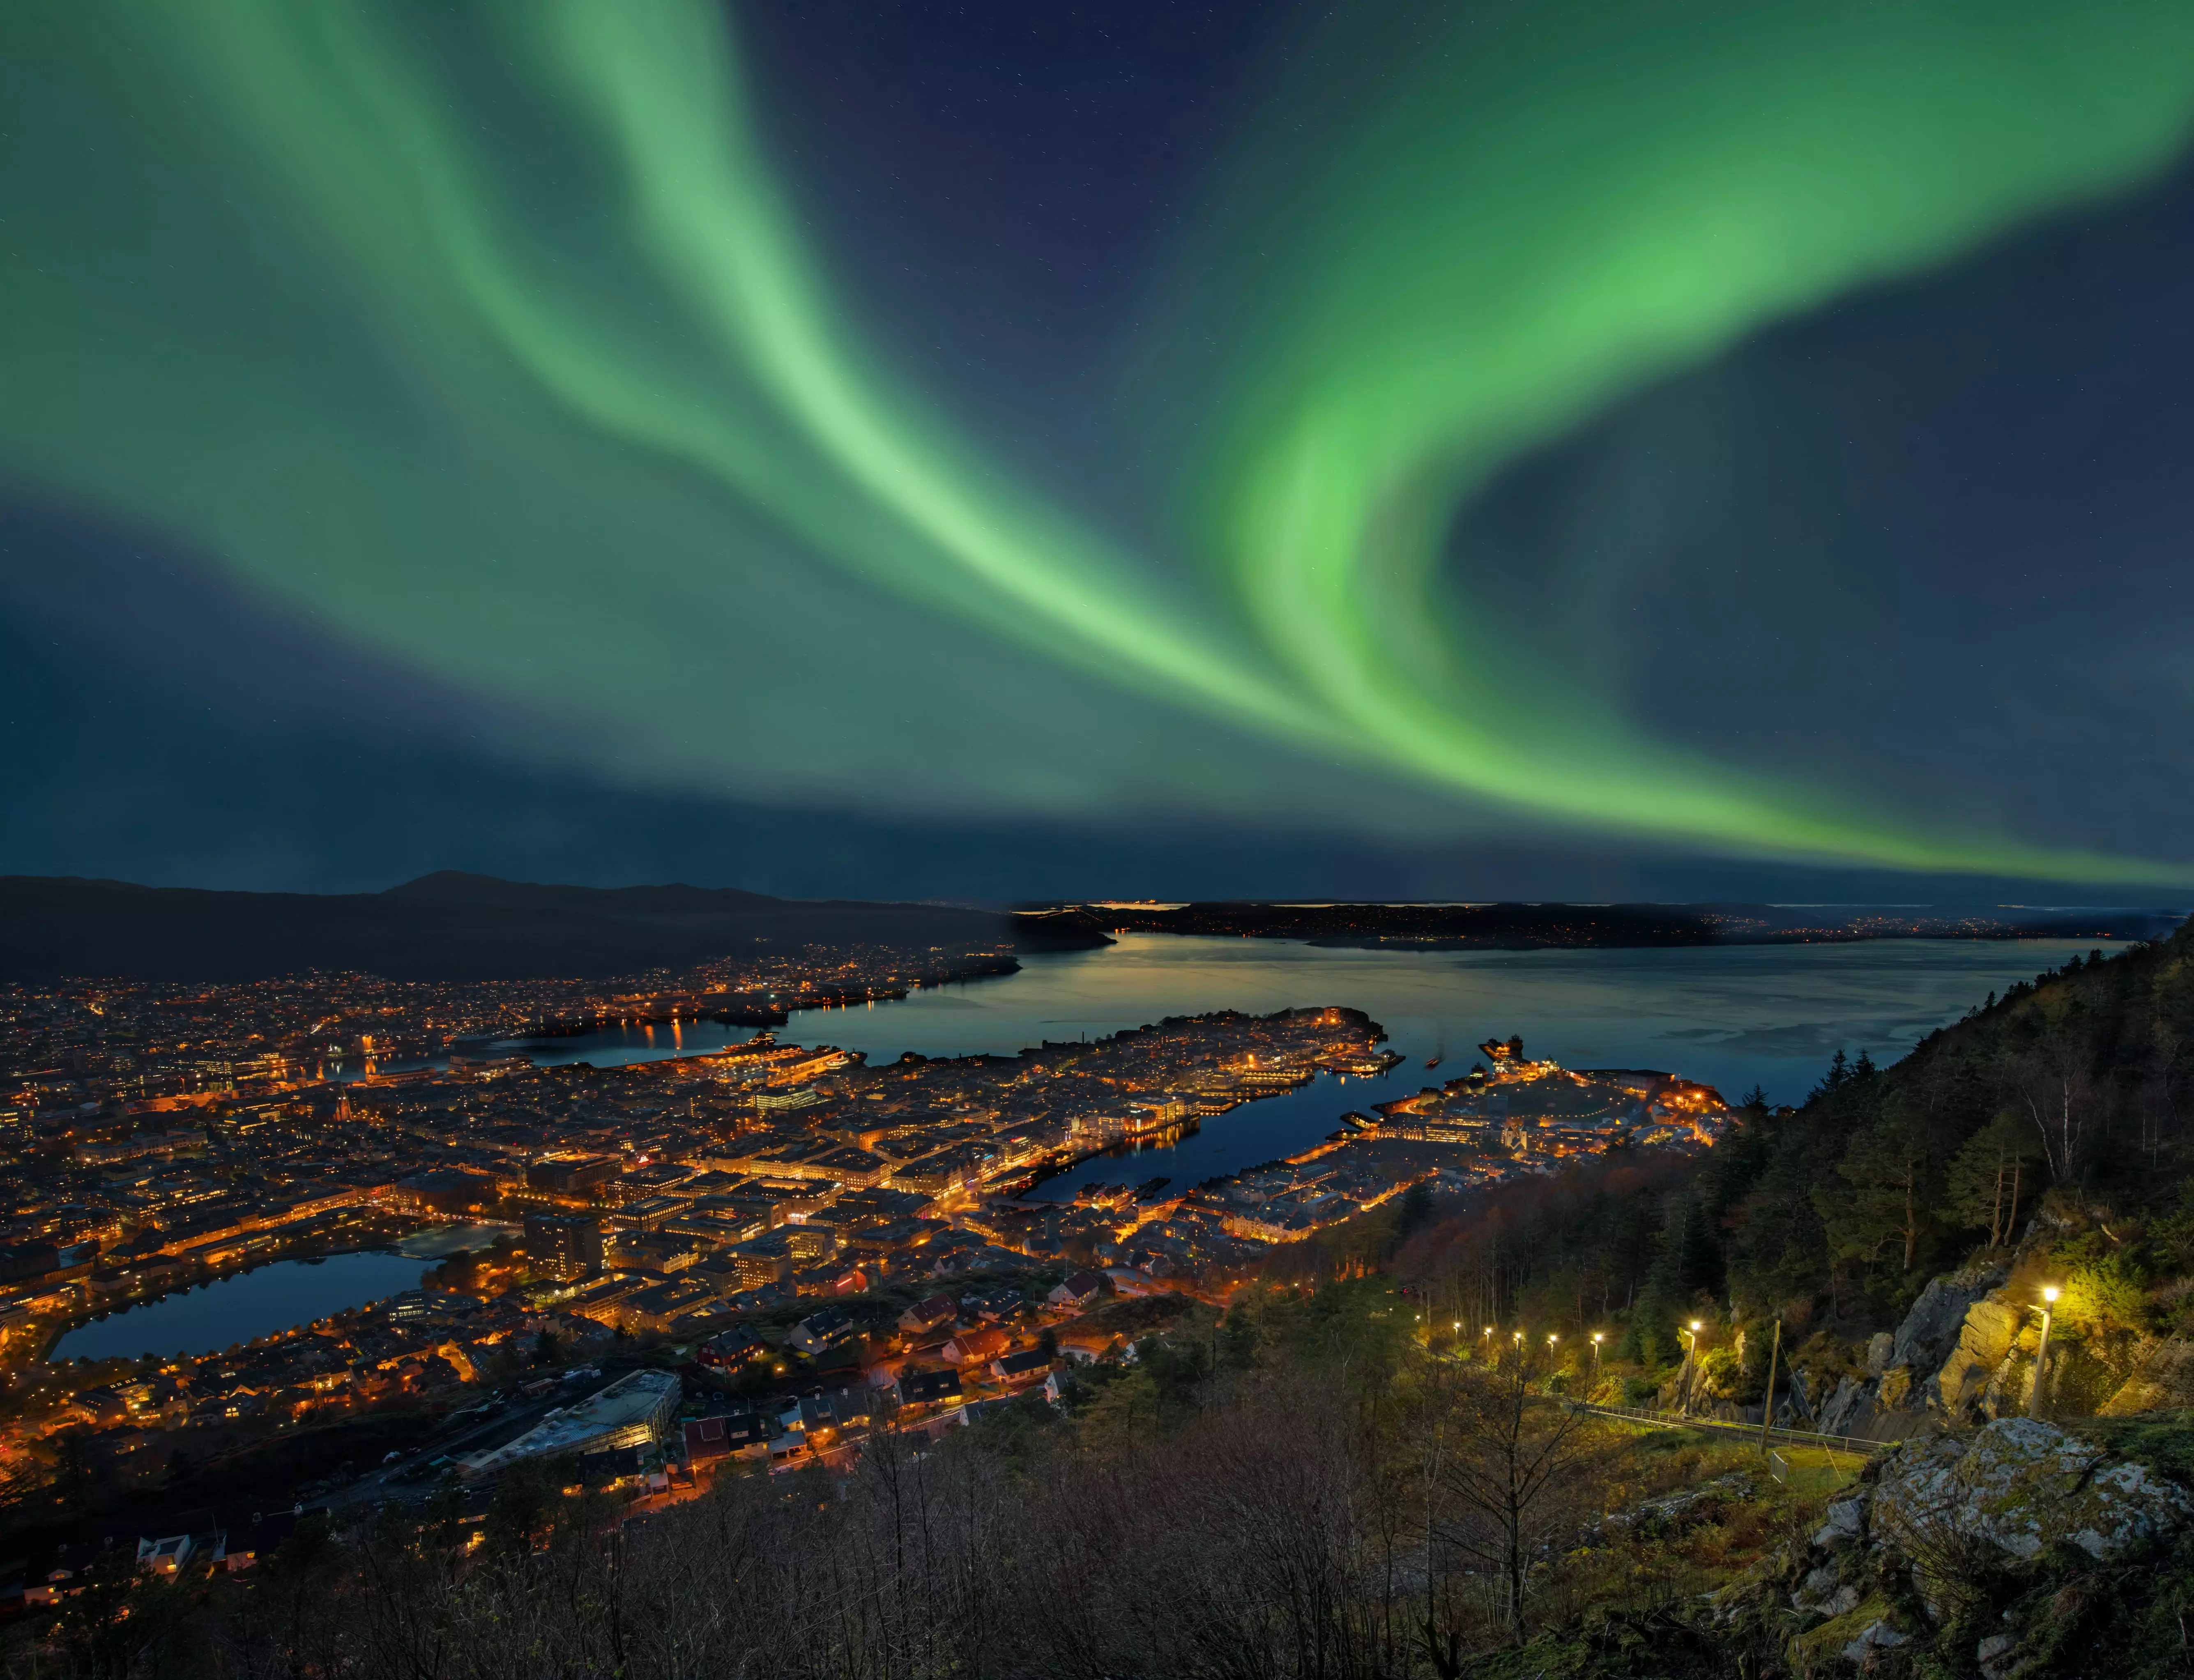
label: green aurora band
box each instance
[5,0,2194,879]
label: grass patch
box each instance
[2076,1407,2194,1484]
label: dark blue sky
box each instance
[4,1,2192,903]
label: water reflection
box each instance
[780,934,2112,1194]
[50,1250,428,1363]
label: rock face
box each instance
[1928,1294,2024,1419]
[1809,1264,2013,1437]
[1869,1418,2193,1561]
[1817,1374,1874,1436]
[1892,1265,2009,1374]
[2100,1337,2194,1415]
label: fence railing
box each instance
[1566,1400,1897,1457]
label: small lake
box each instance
[50,1250,428,1364]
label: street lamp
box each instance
[1591,1332,1603,1371]
[2033,1286,2059,1419]
[1677,1320,1704,1416]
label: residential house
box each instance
[990,1347,1052,1385]
[684,1411,770,1464]
[695,1326,767,1372]
[786,1306,861,1357]
[960,1286,1023,1322]
[942,1326,1010,1367]
[1046,1271,1103,1310]
[892,1366,963,1409]
[896,1293,958,1337]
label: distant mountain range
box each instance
[0,871,1108,983]
[5,876,2176,985]
[1057,899,2185,948]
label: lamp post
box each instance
[1677,1320,1703,1415]
[1758,1319,1782,1456]
[1591,1332,1603,1374]
[2032,1286,2059,1419]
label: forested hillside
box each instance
[1390,923,2194,1388]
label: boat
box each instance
[1425,1041,1445,1070]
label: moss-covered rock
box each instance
[1870,1417,2193,1562]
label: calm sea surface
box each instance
[307,935,2120,1212]
[774,934,2112,1199]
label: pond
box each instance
[50,1250,429,1363]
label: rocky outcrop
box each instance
[1869,1417,2192,1561]
[1807,1264,2013,1438]
[1816,1374,1874,1436]
[1775,1418,2194,1674]
[1892,1266,2008,1372]
[1927,1292,2024,1419]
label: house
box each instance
[786,1306,861,1357]
[960,1286,1023,1322]
[70,1385,129,1427]
[136,1535,193,1575]
[684,1412,770,1463]
[942,1326,1010,1367]
[892,1366,963,1408]
[1046,1272,1103,1310]
[991,1347,1052,1385]
[896,1293,958,1336]
[695,1326,767,1372]
[778,1386,870,1441]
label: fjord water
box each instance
[778,934,2111,1198]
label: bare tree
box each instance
[2009,1055,2105,1187]
[1416,1348,1603,1650]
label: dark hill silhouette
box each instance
[0,872,1107,982]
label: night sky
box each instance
[6,0,2194,902]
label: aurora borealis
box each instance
[7,1,2194,894]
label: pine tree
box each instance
[1816,1094,1950,1278]
[1943,1109,2044,1247]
